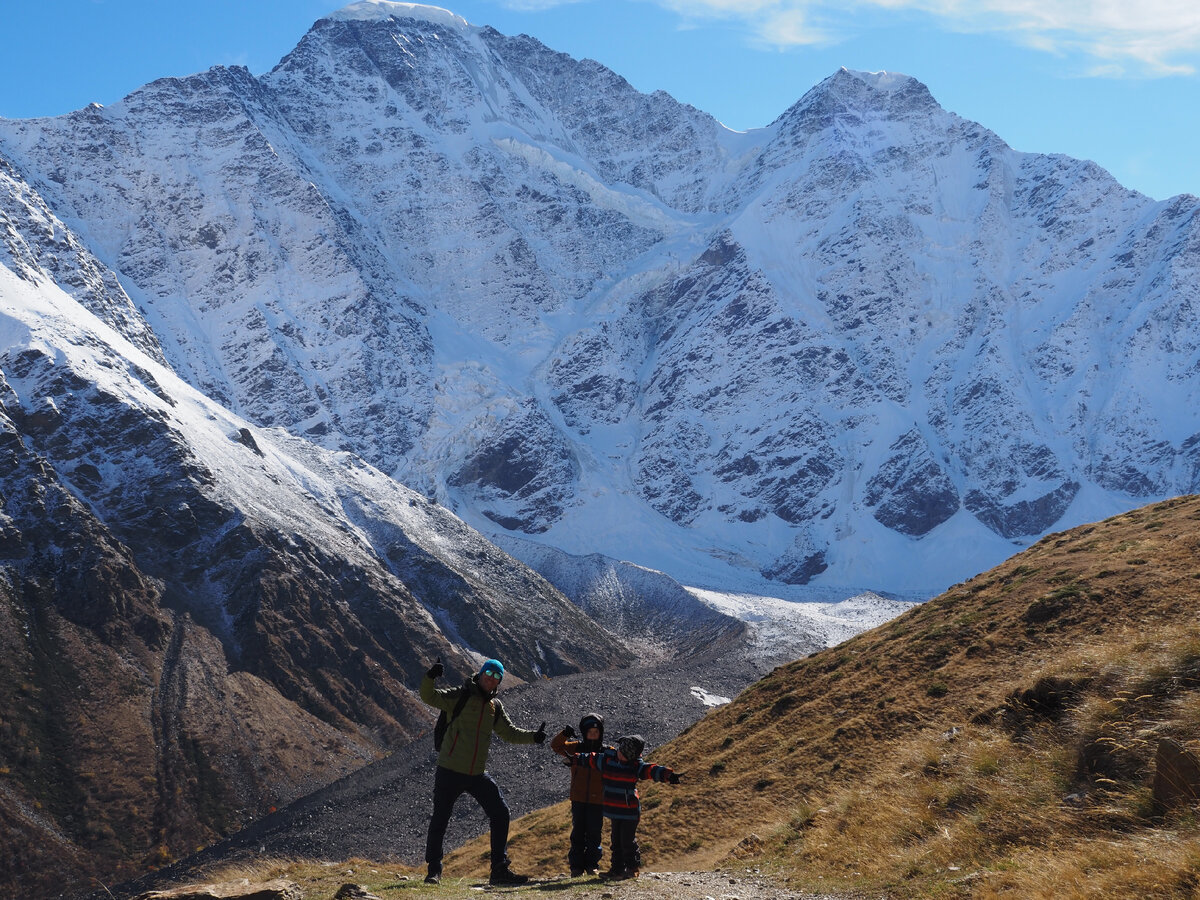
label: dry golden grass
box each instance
[449,494,1200,898]
[179,857,433,898]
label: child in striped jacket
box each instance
[569,733,684,880]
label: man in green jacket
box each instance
[420,658,546,885]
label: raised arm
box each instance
[550,727,583,757]
[419,661,464,712]
[492,703,546,746]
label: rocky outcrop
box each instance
[132,880,302,900]
[864,430,960,536]
[447,402,578,533]
[1152,738,1200,814]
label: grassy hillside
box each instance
[451,495,1200,898]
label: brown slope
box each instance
[457,495,1200,897]
[0,426,390,897]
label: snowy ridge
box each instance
[0,253,630,681]
[327,1,470,31]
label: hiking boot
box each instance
[570,867,585,877]
[424,871,441,885]
[489,866,529,886]
[585,867,601,877]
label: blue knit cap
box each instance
[479,659,505,680]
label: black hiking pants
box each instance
[425,766,510,875]
[568,801,604,871]
[609,816,641,874]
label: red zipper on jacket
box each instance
[470,699,487,772]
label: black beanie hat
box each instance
[617,734,645,760]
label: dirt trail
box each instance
[385,869,871,899]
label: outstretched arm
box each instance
[493,703,544,745]
[571,751,600,770]
[639,762,678,783]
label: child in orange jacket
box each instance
[551,712,608,876]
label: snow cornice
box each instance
[326,1,471,33]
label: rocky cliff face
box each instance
[5,10,1194,596]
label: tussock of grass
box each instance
[181,857,436,898]
[460,495,1200,898]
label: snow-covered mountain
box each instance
[3,2,1198,600]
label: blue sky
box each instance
[1,0,1197,200]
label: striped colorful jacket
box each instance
[571,748,675,820]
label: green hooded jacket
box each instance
[421,674,539,775]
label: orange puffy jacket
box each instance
[551,729,608,805]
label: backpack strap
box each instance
[446,682,472,727]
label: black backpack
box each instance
[432,683,499,750]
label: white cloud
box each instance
[634,0,1200,74]
[653,0,836,47]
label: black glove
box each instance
[426,659,444,680]
[561,725,576,739]
[534,721,547,744]
[668,772,683,785]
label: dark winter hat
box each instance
[617,734,645,760]
[579,713,604,735]
[479,659,505,680]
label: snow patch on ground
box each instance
[690,686,731,707]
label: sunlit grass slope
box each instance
[453,495,1200,898]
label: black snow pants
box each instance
[568,801,604,871]
[425,766,510,875]
[608,816,641,874]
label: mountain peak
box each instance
[835,67,918,93]
[326,1,471,32]
[771,65,940,131]
[823,66,936,108]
